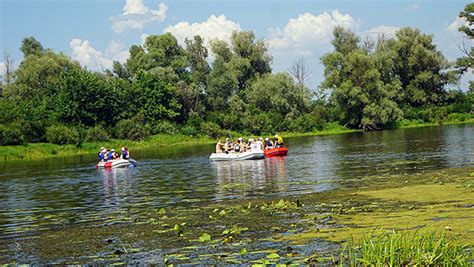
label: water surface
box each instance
[0,124,472,239]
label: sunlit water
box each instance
[0,124,472,239]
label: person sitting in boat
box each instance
[274,134,284,148]
[121,147,130,159]
[256,137,264,150]
[248,138,258,151]
[107,149,116,161]
[234,140,241,153]
[98,147,105,161]
[224,138,233,153]
[101,148,109,161]
[264,138,273,149]
[215,139,224,153]
[234,137,245,153]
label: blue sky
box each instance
[0,0,472,89]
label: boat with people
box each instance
[96,158,137,168]
[209,149,265,161]
[96,146,136,168]
[264,147,288,157]
[210,134,287,161]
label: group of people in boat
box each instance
[215,134,284,154]
[98,146,130,161]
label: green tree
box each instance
[321,28,402,129]
[20,36,45,57]
[134,71,181,122]
[126,33,187,81]
[58,68,116,126]
[246,73,311,119]
[456,3,474,92]
[388,27,455,106]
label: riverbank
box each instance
[1,166,472,264]
[1,119,472,162]
[0,123,359,161]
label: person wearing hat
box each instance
[98,147,105,161]
[121,146,130,159]
[107,149,116,161]
[264,137,273,150]
[274,134,284,148]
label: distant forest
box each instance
[0,3,472,146]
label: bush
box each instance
[85,125,110,142]
[0,123,26,146]
[180,125,198,137]
[46,125,80,145]
[200,121,223,138]
[116,119,150,141]
[152,120,178,135]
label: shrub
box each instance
[200,121,223,138]
[116,119,150,141]
[152,120,178,135]
[85,125,110,142]
[0,123,26,146]
[180,125,198,137]
[46,125,80,145]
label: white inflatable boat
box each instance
[96,158,137,168]
[209,149,265,161]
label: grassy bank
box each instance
[0,123,358,161]
[1,119,472,162]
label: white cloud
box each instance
[364,25,400,38]
[267,10,358,51]
[111,1,168,33]
[164,15,241,47]
[70,39,129,70]
[447,17,468,33]
[123,0,148,15]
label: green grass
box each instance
[398,113,474,128]
[1,118,472,161]
[0,125,359,162]
[340,230,472,266]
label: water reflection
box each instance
[212,157,289,199]
[0,124,472,240]
[100,168,135,208]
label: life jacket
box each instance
[108,152,114,160]
[235,144,240,152]
[266,140,273,147]
[122,150,128,159]
[277,136,283,144]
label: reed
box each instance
[339,229,472,266]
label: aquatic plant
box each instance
[339,230,471,266]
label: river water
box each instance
[0,124,472,240]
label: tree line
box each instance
[0,4,472,146]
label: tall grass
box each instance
[339,230,472,266]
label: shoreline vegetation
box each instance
[1,5,473,159]
[1,119,472,162]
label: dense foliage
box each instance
[0,5,472,146]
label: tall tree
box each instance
[321,27,402,129]
[20,37,45,57]
[388,27,455,107]
[456,3,474,91]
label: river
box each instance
[0,124,472,247]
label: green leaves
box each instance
[199,233,211,243]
